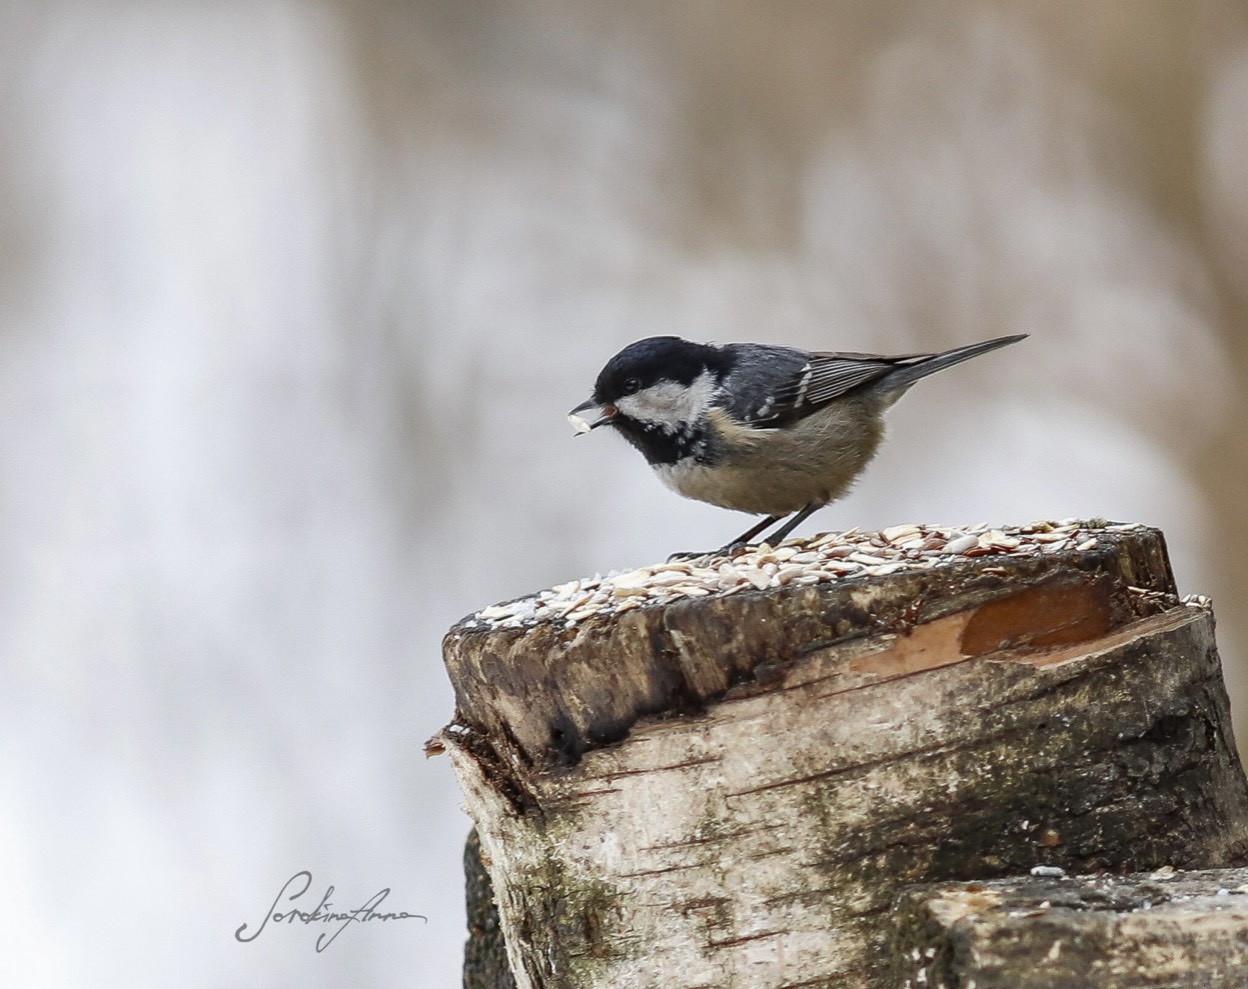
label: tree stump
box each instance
[434,521,1248,989]
[893,866,1248,988]
[463,827,518,989]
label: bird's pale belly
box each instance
[653,407,885,516]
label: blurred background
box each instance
[2,1,1247,985]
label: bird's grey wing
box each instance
[798,351,933,406]
[730,347,934,427]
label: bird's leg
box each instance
[667,514,784,562]
[667,505,825,562]
[728,513,786,548]
[755,503,821,547]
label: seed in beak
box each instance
[567,400,617,434]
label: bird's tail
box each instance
[877,334,1027,395]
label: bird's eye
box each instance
[622,377,642,396]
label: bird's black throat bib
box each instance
[612,417,717,467]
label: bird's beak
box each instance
[567,398,617,434]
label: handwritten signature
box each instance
[235,871,427,952]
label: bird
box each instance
[568,333,1026,556]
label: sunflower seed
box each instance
[945,534,978,554]
[466,519,1151,627]
[882,524,922,542]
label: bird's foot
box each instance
[666,541,753,564]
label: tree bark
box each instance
[463,827,518,989]
[892,867,1248,988]
[437,522,1248,988]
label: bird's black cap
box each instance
[593,336,729,402]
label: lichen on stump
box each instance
[437,521,1248,989]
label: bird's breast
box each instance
[652,404,886,515]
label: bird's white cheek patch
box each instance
[616,370,718,431]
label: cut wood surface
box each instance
[438,521,1248,989]
[893,867,1248,988]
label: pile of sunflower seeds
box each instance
[465,519,1147,631]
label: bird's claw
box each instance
[667,541,751,564]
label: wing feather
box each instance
[739,350,933,426]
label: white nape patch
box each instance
[616,369,718,433]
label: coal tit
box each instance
[569,333,1025,553]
